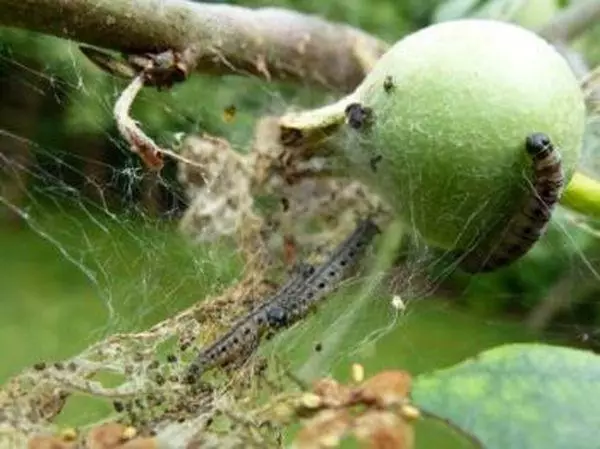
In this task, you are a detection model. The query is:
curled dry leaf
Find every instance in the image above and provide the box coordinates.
[27,435,75,449]
[27,423,157,449]
[354,410,414,449]
[27,423,158,449]
[293,368,417,449]
[86,423,139,449]
[293,409,352,449]
[299,393,323,410]
[177,133,255,243]
[358,370,412,408]
[311,378,353,408]
[118,437,157,449]
[114,75,165,171]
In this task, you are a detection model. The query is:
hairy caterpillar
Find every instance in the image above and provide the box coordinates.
[185,219,379,380]
[184,263,315,381]
[459,132,565,273]
[270,218,380,325]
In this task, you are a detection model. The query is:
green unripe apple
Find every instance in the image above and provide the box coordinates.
[337,19,585,250]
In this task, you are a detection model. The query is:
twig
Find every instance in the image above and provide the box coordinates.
[0,0,387,93]
[114,67,227,170]
[538,0,600,42]
[580,63,600,112]
[114,74,165,170]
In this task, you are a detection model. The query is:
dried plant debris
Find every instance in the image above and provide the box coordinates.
[177,117,391,255]
[3,216,379,448]
[177,134,256,243]
[81,47,194,89]
[4,110,393,447]
[114,75,165,170]
[111,48,203,171]
[19,365,418,448]
[291,366,419,449]
[0,225,269,445]
[26,423,155,449]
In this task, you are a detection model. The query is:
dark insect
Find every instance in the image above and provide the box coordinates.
[265,305,288,328]
[369,154,383,172]
[280,127,304,146]
[223,104,237,123]
[383,75,395,93]
[345,103,373,130]
[33,362,46,371]
[459,132,564,273]
[113,401,125,413]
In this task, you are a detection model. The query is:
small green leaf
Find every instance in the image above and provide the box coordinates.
[412,344,600,449]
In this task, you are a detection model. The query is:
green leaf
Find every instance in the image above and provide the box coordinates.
[412,344,600,449]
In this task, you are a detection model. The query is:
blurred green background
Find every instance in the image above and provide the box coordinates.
[1,0,600,447]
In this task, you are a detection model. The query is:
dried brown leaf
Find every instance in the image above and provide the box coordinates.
[86,423,129,449]
[353,410,414,449]
[311,378,352,408]
[27,435,75,449]
[359,371,412,408]
[119,437,158,449]
[293,409,351,449]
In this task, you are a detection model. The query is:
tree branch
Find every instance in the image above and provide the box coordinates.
[0,0,388,93]
[537,0,600,42]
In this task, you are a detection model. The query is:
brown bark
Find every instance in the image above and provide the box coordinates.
[0,0,388,93]
[537,0,600,42]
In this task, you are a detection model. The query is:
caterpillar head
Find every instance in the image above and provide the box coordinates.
[525,132,553,158]
[266,306,289,329]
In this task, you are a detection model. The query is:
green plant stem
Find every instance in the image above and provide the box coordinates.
[561,171,600,219]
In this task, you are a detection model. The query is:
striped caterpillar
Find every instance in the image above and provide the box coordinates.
[459,132,565,273]
[268,218,380,326]
[185,219,379,381]
[184,263,315,381]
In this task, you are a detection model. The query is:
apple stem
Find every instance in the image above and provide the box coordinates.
[561,171,600,219]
